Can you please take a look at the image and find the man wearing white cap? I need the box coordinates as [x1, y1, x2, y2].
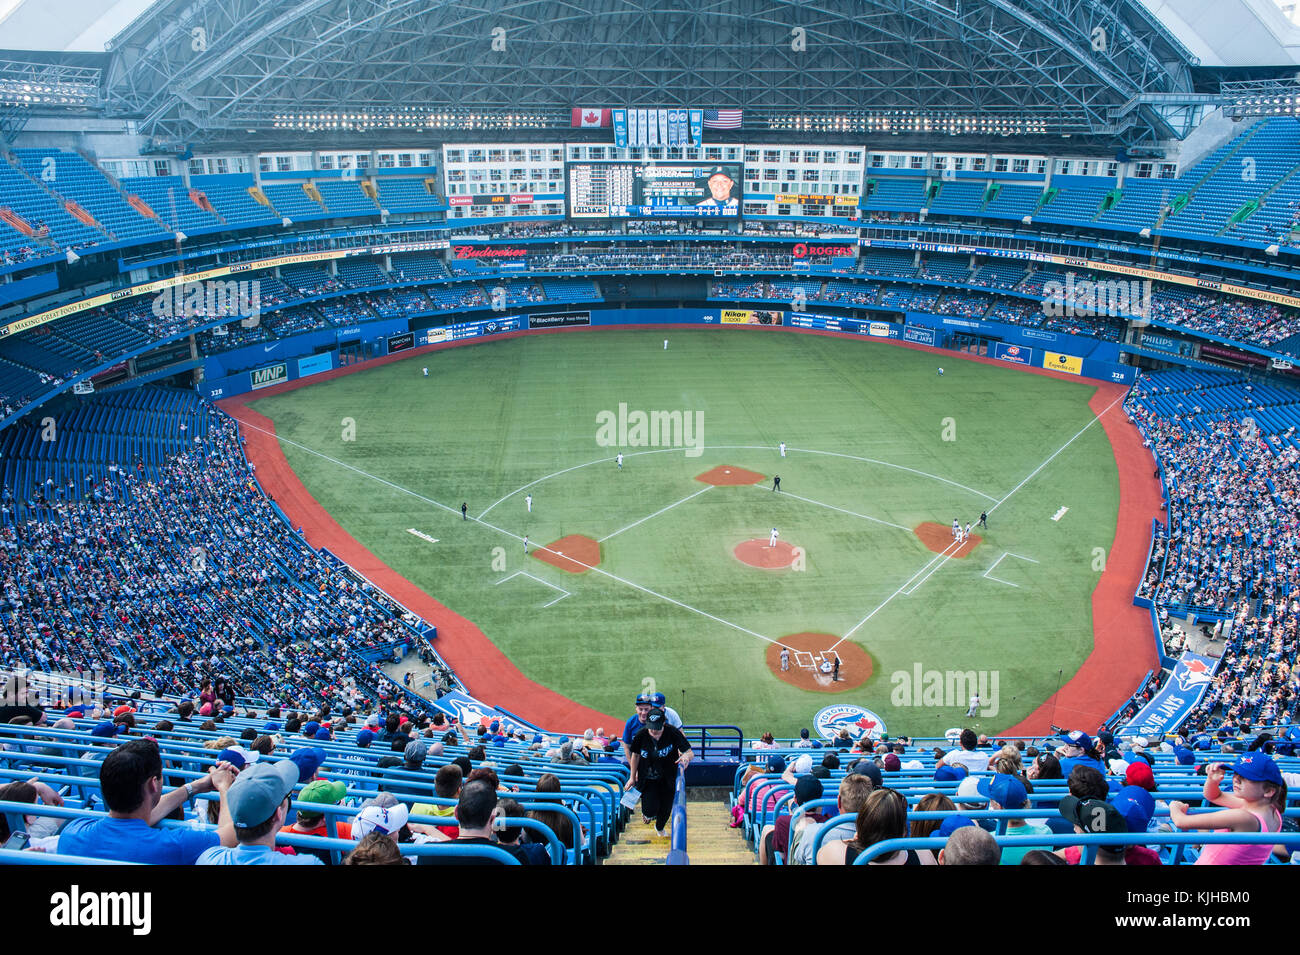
[197, 760, 322, 865]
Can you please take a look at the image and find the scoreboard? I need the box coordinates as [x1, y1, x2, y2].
[567, 162, 743, 218]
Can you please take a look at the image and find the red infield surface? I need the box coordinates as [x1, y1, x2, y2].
[914, 522, 982, 557]
[532, 534, 601, 574]
[696, 464, 765, 486]
[734, 538, 798, 569]
[765, 633, 872, 691]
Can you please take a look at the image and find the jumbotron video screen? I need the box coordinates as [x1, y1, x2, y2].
[567, 161, 743, 218]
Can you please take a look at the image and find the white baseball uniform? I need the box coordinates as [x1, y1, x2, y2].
[779, 442, 786, 457]
[616, 453, 623, 470]
[526, 494, 533, 512]
[663, 339, 668, 350]
[769, 528, 779, 547]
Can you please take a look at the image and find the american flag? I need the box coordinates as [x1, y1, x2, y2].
[702, 109, 742, 129]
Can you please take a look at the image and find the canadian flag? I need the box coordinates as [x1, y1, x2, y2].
[571, 107, 612, 127]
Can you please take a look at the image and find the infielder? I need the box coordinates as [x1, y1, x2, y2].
[769, 527, 779, 548]
[952, 518, 960, 539]
[779, 442, 786, 457]
[616, 453, 624, 470]
[523, 535, 529, 555]
[965, 521, 972, 541]
[526, 494, 533, 513]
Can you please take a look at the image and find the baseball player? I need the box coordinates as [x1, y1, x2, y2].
[663, 339, 668, 350]
[965, 521, 972, 541]
[423, 367, 429, 377]
[780, 647, 790, 671]
[769, 528, 779, 548]
[525, 494, 533, 513]
[938, 367, 945, 376]
[523, 535, 529, 555]
[951, 518, 960, 539]
[616, 453, 624, 470]
[965, 694, 980, 717]
[779, 442, 786, 458]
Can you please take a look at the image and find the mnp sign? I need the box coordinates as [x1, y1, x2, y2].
[250, 362, 288, 390]
[1042, 351, 1082, 375]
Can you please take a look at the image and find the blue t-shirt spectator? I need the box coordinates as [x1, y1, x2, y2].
[57, 816, 219, 865]
[197, 844, 323, 865]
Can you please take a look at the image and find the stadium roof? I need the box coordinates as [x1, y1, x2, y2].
[1141, 0, 1300, 66]
[82, 0, 1210, 151]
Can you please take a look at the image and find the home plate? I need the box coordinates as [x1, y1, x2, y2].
[1051, 506, 1069, 522]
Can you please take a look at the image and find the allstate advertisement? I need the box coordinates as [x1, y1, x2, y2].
[1119, 652, 1218, 740]
[993, 342, 1034, 366]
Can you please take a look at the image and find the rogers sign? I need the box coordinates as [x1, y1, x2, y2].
[792, 243, 855, 259]
[453, 246, 529, 259]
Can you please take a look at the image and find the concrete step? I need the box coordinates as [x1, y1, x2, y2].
[604, 800, 755, 865]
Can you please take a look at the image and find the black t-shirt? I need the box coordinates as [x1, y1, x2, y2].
[0, 705, 44, 725]
[630, 725, 692, 784]
[416, 836, 509, 866]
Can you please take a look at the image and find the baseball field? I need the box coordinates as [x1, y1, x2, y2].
[237, 327, 1144, 738]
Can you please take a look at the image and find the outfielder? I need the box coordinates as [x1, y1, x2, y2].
[616, 453, 624, 470]
[526, 494, 533, 513]
[965, 694, 980, 717]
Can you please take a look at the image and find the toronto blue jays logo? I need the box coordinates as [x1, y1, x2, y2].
[1172, 655, 1216, 694]
[814, 704, 887, 742]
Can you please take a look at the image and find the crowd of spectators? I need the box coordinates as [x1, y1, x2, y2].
[1128, 371, 1300, 731]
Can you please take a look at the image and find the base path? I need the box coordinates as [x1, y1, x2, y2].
[1001, 383, 1163, 737]
[219, 396, 620, 732]
[697, 464, 765, 486]
[914, 522, 982, 557]
[766, 633, 872, 691]
[734, 538, 798, 569]
[533, 535, 601, 574]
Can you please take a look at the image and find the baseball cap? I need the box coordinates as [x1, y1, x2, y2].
[646, 708, 667, 730]
[708, 166, 732, 178]
[1058, 730, 1093, 752]
[1232, 753, 1284, 786]
[313, 726, 332, 740]
[977, 773, 1028, 810]
[1059, 795, 1127, 833]
[299, 779, 347, 806]
[112, 704, 135, 718]
[765, 755, 787, 774]
[303, 721, 321, 737]
[650, 693, 667, 706]
[404, 740, 428, 764]
[934, 764, 968, 783]
[955, 776, 986, 804]
[1174, 746, 1196, 766]
[792, 754, 813, 775]
[227, 760, 299, 829]
[1124, 760, 1156, 792]
[794, 774, 824, 804]
[353, 802, 410, 838]
[287, 746, 326, 783]
[356, 729, 376, 747]
[262, 721, 279, 733]
[937, 814, 977, 838]
[849, 760, 882, 788]
[634, 694, 652, 706]
[883, 753, 901, 772]
[217, 746, 259, 770]
[1111, 786, 1155, 835]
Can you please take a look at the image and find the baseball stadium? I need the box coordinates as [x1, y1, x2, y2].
[0, 0, 1297, 887]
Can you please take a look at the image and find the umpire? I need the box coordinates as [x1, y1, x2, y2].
[628, 708, 693, 837]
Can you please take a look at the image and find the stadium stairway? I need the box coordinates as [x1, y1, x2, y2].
[604, 792, 754, 865]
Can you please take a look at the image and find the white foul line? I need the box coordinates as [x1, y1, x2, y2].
[598, 486, 713, 542]
[495, 570, 571, 608]
[234, 418, 780, 647]
[756, 484, 911, 532]
[830, 391, 1126, 648]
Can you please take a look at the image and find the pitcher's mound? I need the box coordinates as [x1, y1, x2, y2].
[533, 534, 600, 573]
[915, 521, 982, 557]
[697, 465, 765, 486]
[735, 538, 798, 569]
[766, 633, 872, 691]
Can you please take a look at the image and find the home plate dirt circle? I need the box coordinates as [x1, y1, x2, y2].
[765, 633, 872, 691]
[734, 538, 798, 569]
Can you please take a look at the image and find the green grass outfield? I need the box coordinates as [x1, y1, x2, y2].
[251, 329, 1119, 737]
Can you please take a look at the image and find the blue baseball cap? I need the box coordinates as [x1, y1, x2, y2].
[1174, 746, 1195, 766]
[313, 726, 332, 740]
[936, 814, 976, 837]
[356, 729, 376, 747]
[765, 755, 786, 774]
[650, 692, 667, 706]
[934, 764, 968, 783]
[287, 746, 326, 783]
[1111, 785, 1155, 834]
[977, 773, 1028, 810]
[262, 721, 279, 733]
[302, 721, 321, 737]
[1233, 753, 1284, 787]
[1058, 730, 1093, 752]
